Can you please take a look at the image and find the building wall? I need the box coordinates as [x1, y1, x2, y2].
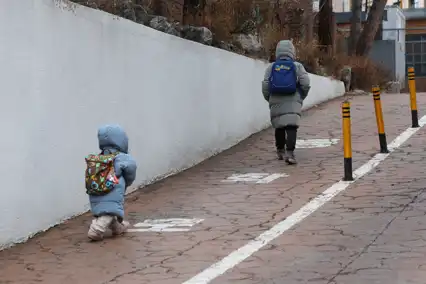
[370, 40, 397, 78]
[366, 40, 405, 84]
[405, 18, 426, 34]
[383, 6, 406, 43]
[395, 0, 424, 9]
[396, 41, 407, 82]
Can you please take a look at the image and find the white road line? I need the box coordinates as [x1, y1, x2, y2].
[182, 116, 426, 284]
[255, 173, 288, 184]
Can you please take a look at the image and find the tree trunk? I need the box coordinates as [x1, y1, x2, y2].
[349, 0, 361, 55]
[355, 0, 387, 56]
[318, 0, 332, 51]
[304, 0, 314, 44]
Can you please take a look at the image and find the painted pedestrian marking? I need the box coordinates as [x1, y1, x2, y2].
[296, 138, 339, 148]
[127, 218, 204, 232]
[222, 173, 288, 184]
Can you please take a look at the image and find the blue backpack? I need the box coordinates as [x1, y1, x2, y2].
[268, 59, 298, 95]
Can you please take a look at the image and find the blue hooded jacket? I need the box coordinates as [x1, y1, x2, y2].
[89, 124, 137, 221]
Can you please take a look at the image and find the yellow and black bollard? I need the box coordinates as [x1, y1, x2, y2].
[342, 101, 353, 181]
[408, 67, 419, 128]
[372, 86, 389, 153]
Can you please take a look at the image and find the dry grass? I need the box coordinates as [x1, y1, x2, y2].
[293, 38, 323, 74]
[289, 38, 392, 90]
[204, 0, 238, 42]
[319, 52, 392, 90]
[199, 0, 308, 55]
[336, 55, 392, 90]
[259, 22, 286, 57]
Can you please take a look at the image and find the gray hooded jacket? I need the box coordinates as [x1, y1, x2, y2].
[262, 40, 311, 128]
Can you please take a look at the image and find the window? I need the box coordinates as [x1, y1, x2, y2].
[406, 34, 426, 76]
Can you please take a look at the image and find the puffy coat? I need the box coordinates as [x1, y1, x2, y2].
[262, 40, 311, 128]
[89, 124, 137, 221]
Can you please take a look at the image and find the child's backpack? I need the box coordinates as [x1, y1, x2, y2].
[85, 153, 120, 196]
[268, 58, 298, 95]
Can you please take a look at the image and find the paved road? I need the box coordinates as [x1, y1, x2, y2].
[1, 93, 426, 284]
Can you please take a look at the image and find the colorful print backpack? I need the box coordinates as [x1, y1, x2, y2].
[85, 153, 120, 196]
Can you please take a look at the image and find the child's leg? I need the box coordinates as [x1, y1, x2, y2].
[284, 125, 298, 164]
[87, 215, 114, 241]
[110, 217, 130, 236]
[275, 128, 286, 160]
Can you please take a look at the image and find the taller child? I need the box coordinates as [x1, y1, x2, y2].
[262, 40, 311, 164]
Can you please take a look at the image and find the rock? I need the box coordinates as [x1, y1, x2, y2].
[137, 13, 155, 25]
[137, 13, 157, 26]
[181, 26, 213, 45]
[132, 5, 153, 25]
[233, 34, 262, 55]
[120, 0, 137, 22]
[214, 41, 237, 52]
[149, 16, 180, 37]
[340, 66, 352, 92]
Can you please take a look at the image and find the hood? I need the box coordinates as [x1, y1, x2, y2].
[275, 40, 296, 60]
[98, 124, 129, 154]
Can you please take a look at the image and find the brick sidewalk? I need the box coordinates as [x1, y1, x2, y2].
[1, 93, 425, 284]
[214, 116, 426, 284]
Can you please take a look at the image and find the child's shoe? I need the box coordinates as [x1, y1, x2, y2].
[285, 151, 297, 165]
[276, 149, 285, 160]
[87, 216, 113, 241]
[111, 219, 130, 236]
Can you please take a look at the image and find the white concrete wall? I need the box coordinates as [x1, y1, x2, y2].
[0, 0, 345, 249]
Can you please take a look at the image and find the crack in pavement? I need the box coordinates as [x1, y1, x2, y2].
[103, 228, 242, 283]
[326, 187, 426, 283]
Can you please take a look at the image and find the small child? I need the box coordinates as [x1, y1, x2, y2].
[262, 40, 311, 164]
[85, 124, 137, 241]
